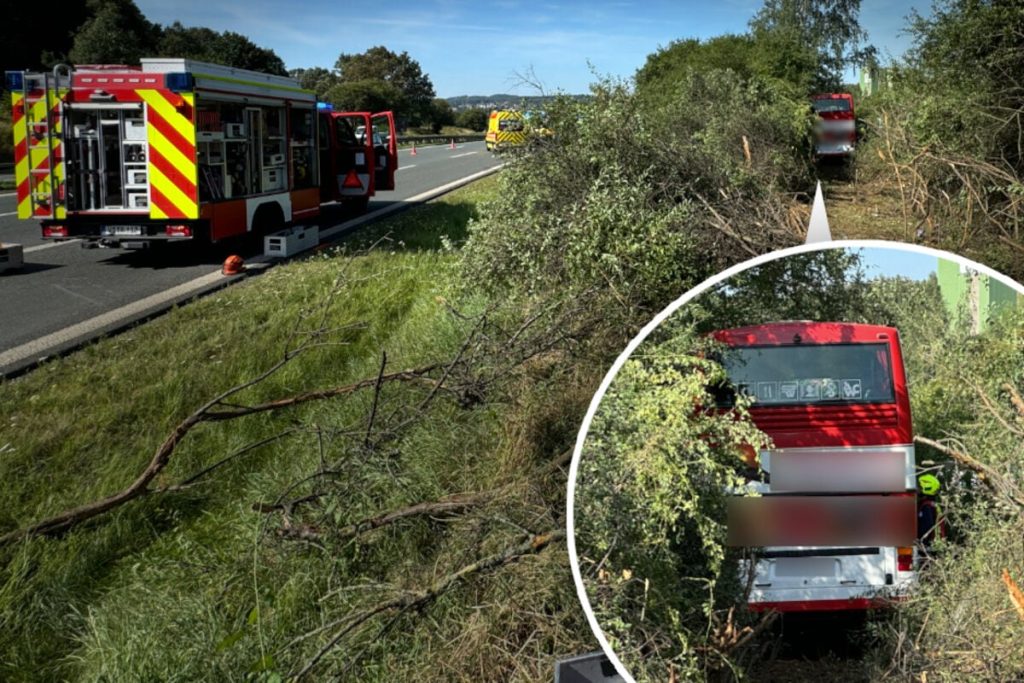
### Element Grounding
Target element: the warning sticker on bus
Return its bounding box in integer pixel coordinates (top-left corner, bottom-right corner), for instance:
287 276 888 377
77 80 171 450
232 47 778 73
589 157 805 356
744 377 866 404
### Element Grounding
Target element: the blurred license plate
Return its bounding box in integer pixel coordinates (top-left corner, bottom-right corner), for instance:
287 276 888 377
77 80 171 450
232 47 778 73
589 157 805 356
774 557 836 577
104 225 143 236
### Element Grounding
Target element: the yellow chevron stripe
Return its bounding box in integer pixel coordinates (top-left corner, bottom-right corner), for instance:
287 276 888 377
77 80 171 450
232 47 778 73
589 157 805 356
151 202 169 220
139 90 195 143
11 92 31 217
29 147 50 168
148 164 198 218
147 130 195 179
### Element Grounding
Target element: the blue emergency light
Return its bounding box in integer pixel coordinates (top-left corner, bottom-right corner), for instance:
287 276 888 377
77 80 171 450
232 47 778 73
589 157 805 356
316 102 334 111
5 71 24 91
164 72 195 92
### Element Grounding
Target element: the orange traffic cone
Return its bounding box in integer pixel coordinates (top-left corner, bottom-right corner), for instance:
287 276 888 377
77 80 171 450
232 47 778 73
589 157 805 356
222 254 245 275
449 138 456 150
410 142 417 156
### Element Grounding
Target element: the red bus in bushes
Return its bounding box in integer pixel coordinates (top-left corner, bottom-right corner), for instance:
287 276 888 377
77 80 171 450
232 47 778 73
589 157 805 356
717 321 918 612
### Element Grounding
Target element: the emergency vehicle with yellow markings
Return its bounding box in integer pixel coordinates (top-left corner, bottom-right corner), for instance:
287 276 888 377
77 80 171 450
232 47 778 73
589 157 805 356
6 60 397 248
484 109 526 152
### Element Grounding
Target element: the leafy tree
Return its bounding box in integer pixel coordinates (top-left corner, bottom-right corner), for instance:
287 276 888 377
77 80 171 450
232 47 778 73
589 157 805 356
428 98 455 133
688 250 870 331
635 34 760 98
1 4 90 75
335 46 435 126
213 31 286 75
68 0 160 66
323 79 403 114
157 23 220 61
64 3 286 74
455 108 489 132
289 66 340 98
749 0 875 91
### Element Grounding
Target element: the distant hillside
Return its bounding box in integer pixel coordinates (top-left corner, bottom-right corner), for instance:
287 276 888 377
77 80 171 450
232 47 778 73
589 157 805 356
446 93 590 110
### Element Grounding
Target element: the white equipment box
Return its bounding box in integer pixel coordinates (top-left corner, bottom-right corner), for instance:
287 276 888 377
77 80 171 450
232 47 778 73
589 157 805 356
264 224 319 258
0 243 25 273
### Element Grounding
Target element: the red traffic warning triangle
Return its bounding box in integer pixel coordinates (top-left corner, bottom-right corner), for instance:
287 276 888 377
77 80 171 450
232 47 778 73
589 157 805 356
342 169 363 189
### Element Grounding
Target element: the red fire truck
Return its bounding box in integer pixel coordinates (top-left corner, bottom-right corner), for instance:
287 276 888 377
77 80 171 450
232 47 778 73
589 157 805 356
717 322 918 612
6 60 397 248
811 93 857 159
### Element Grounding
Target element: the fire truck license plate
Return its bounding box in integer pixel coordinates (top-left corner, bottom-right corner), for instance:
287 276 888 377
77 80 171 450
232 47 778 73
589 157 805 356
105 225 144 236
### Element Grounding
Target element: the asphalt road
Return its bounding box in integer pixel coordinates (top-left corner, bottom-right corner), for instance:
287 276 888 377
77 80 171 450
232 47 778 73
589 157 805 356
0 141 500 360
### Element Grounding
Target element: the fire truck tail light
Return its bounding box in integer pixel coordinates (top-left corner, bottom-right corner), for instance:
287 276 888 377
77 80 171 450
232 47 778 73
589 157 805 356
165 224 192 237
43 225 68 238
897 546 913 571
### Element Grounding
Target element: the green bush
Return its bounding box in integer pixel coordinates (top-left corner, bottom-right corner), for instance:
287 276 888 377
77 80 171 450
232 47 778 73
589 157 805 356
461 73 810 336
574 330 768 681
866 309 1024 681
856 0 1024 277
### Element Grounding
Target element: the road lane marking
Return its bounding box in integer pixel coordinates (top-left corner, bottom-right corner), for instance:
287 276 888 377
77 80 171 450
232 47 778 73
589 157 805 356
25 240 81 253
397 165 416 171
451 152 479 159
0 192 16 198
52 284 104 307
0 211 18 217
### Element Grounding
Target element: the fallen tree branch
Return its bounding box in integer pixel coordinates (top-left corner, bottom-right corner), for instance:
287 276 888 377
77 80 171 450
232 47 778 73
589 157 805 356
914 435 1024 510
272 490 498 544
160 428 300 493
291 529 566 679
972 384 1024 437
1001 569 1024 621
201 366 440 422
1005 382 1024 420
0 363 440 546
264 446 573 546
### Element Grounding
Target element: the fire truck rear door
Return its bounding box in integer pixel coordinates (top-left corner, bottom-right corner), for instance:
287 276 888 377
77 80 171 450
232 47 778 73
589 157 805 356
371 111 397 191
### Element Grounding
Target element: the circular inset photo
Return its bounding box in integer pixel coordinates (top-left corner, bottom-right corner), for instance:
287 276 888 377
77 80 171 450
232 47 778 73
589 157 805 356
567 241 1024 682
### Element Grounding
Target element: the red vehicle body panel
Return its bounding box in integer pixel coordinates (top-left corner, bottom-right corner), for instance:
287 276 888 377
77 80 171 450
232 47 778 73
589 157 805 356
712 322 912 448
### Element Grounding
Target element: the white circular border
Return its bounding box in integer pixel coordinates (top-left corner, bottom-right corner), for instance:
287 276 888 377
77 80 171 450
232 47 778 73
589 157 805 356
565 238 1024 682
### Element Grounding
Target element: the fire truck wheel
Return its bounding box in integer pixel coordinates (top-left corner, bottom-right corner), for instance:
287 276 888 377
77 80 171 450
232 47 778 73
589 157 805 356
251 203 285 236
349 196 370 215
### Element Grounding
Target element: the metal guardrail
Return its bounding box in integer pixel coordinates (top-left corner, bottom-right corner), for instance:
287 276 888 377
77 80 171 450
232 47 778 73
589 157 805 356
397 134 485 147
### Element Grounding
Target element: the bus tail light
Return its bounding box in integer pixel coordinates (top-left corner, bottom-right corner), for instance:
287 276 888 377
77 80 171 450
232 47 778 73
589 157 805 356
897 546 913 571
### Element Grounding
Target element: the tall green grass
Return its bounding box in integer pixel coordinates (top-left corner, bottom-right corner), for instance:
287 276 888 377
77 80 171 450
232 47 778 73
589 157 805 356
0 175 593 680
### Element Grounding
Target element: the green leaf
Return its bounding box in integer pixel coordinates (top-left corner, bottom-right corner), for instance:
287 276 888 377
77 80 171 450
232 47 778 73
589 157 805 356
249 654 275 673
214 629 244 652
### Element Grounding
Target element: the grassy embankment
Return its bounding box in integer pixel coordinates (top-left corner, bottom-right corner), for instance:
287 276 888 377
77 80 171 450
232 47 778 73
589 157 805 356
0 174 594 680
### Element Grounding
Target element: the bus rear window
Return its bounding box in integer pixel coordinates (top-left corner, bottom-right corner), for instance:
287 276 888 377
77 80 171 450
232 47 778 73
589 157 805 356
812 98 851 113
716 343 894 406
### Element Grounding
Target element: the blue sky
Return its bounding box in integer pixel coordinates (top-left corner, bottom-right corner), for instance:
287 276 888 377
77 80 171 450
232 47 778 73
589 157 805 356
136 0 928 97
859 247 937 281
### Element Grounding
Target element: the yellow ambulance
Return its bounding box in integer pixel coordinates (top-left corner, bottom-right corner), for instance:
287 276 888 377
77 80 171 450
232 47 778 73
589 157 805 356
484 110 526 152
